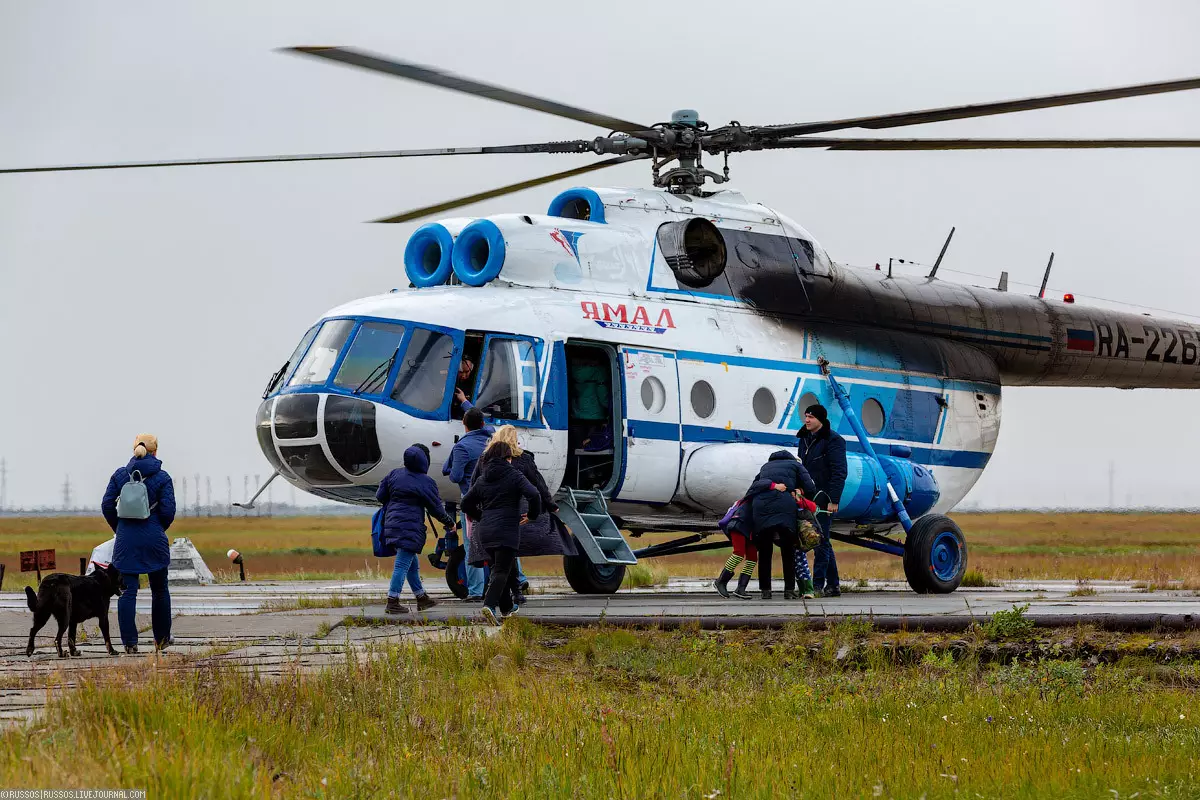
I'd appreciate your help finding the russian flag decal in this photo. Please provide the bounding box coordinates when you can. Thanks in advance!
[1066,327,1095,352]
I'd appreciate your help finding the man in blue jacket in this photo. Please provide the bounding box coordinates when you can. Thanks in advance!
[443,407,493,600]
[797,404,848,597]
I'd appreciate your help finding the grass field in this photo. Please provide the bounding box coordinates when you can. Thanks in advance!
[2,512,1199,589]
[2,622,1198,798]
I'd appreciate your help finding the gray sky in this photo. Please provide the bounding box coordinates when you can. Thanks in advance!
[2,1,1199,510]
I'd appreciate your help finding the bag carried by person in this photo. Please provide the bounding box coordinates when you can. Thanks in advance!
[371,507,396,558]
[116,470,152,520]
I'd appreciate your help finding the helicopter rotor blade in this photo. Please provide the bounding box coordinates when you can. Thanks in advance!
[753,76,1200,139]
[288,47,655,138]
[0,141,596,175]
[372,154,644,224]
[763,137,1200,151]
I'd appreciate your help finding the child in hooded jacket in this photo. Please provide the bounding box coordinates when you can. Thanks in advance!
[376,444,457,615]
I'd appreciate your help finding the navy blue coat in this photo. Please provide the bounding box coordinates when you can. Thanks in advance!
[723,478,777,537]
[797,425,848,507]
[376,446,456,554]
[441,427,494,495]
[461,458,542,551]
[749,451,817,535]
[101,456,177,574]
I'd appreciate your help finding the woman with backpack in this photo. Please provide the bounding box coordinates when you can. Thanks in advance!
[461,441,542,626]
[375,444,457,615]
[100,434,177,653]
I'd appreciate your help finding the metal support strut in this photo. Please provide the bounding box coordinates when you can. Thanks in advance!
[816,358,914,534]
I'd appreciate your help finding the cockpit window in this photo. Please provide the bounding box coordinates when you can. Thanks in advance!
[391,329,456,413]
[474,337,539,423]
[288,319,354,387]
[333,322,407,394]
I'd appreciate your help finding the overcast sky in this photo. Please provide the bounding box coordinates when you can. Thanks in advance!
[2,1,1199,510]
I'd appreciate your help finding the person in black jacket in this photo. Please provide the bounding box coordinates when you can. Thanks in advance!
[470,426,560,605]
[750,450,817,600]
[461,441,542,625]
[797,404,849,597]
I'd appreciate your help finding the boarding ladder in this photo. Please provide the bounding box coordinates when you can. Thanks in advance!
[555,487,638,566]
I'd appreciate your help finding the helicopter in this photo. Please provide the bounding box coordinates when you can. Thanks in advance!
[5,47,1200,595]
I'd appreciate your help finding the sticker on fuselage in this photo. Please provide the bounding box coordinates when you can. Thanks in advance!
[581,301,676,335]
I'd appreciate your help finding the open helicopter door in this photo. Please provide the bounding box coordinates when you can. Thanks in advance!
[616,347,681,503]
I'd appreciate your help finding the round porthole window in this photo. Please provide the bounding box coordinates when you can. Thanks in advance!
[752,388,776,425]
[690,380,716,419]
[640,376,666,414]
[861,397,886,435]
[798,392,819,414]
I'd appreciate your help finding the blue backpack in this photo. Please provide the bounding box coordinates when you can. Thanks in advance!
[371,507,395,558]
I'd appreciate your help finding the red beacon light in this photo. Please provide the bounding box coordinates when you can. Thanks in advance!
[1063,293,1076,304]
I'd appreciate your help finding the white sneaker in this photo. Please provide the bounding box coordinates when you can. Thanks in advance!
[480,606,502,627]
[502,605,520,619]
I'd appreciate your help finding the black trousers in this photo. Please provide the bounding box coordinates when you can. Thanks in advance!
[483,546,520,613]
[756,526,797,594]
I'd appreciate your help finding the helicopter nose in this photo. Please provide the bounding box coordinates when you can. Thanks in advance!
[256,393,383,489]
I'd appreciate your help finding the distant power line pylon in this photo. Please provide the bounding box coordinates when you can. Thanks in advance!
[206,477,212,517]
[62,475,72,512]
[226,476,233,517]
[193,473,201,517]
[0,457,8,512]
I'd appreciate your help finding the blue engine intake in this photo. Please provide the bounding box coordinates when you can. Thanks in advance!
[452,219,507,286]
[836,452,940,523]
[403,223,455,287]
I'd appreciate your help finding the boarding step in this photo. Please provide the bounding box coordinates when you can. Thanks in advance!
[555,487,638,566]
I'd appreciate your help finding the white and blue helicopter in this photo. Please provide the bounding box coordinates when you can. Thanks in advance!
[7,48,1200,594]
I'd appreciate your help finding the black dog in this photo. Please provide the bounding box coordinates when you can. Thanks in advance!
[25,563,123,658]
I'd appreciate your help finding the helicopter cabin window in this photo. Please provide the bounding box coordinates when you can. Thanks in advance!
[332,322,406,394]
[471,336,541,424]
[288,319,355,388]
[390,328,457,414]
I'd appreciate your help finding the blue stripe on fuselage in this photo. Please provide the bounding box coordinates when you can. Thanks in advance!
[627,419,990,470]
[674,350,1000,395]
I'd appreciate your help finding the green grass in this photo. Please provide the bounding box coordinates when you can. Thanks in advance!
[621,562,669,589]
[2,625,1198,797]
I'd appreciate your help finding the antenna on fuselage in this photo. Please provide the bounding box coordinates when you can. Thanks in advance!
[927,226,956,279]
[1037,252,1056,299]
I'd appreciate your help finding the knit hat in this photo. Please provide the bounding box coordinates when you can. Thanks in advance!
[804,404,828,426]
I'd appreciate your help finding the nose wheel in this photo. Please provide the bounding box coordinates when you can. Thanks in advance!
[902,514,968,594]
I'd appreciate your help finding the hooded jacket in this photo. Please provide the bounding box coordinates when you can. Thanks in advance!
[461,457,542,552]
[101,456,177,574]
[442,427,494,495]
[749,450,817,535]
[467,450,561,563]
[797,424,848,506]
[376,446,456,554]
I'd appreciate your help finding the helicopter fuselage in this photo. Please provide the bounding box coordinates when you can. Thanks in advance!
[255,186,1199,533]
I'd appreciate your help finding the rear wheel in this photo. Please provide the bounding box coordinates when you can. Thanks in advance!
[563,554,625,594]
[903,515,967,594]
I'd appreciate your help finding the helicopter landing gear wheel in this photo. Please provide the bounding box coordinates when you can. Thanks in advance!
[562,554,625,594]
[444,545,468,599]
[903,515,967,594]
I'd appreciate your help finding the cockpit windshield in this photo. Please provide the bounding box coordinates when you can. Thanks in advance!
[333,322,406,394]
[272,317,542,426]
[289,320,354,388]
